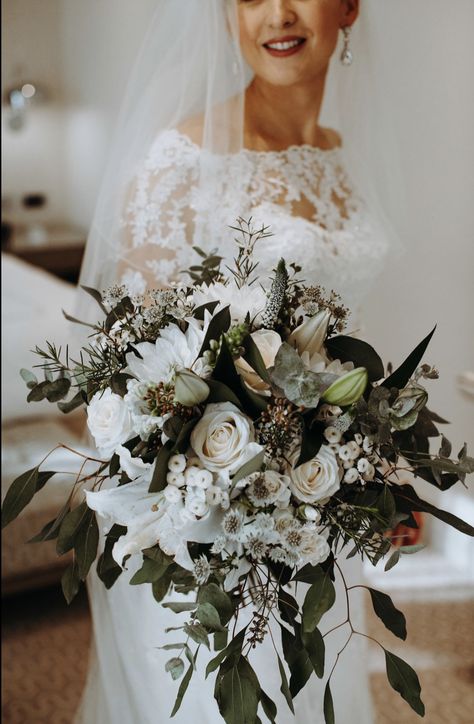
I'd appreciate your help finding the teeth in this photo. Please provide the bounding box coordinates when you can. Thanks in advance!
[266,39,301,51]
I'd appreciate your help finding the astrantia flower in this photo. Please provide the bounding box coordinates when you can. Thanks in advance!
[193,554,211,585]
[245,471,290,508]
[211,535,227,554]
[125,321,206,385]
[245,536,268,560]
[246,513,278,544]
[192,281,267,324]
[222,508,245,541]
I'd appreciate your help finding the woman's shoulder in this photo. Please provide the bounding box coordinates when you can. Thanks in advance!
[317,126,343,151]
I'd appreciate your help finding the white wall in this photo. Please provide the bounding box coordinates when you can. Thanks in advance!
[361,0,474,455]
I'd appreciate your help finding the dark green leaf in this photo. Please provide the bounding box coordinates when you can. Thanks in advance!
[377,486,396,526]
[280,624,313,698]
[80,285,107,313]
[213,338,268,417]
[28,499,71,543]
[323,682,335,724]
[198,305,231,357]
[152,575,171,602]
[368,588,407,640]
[325,335,384,382]
[383,327,436,390]
[184,622,210,649]
[162,601,198,613]
[206,378,243,409]
[241,334,271,384]
[198,583,233,625]
[384,550,400,572]
[399,544,426,555]
[301,627,325,678]
[96,524,126,588]
[278,588,298,628]
[58,391,85,414]
[109,453,121,478]
[385,649,425,716]
[302,567,336,632]
[56,501,90,554]
[214,630,228,651]
[216,658,260,724]
[260,690,277,723]
[277,653,294,714]
[130,555,170,585]
[163,416,185,441]
[27,380,50,402]
[43,377,71,403]
[175,418,198,454]
[206,627,247,678]
[110,372,131,397]
[394,484,474,537]
[170,660,194,717]
[2,468,55,528]
[61,560,81,604]
[149,441,174,492]
[75,509,99,580]
[296,417,324,467]
[193,301,220,320]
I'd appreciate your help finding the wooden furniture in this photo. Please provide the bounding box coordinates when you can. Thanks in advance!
[5,224,86,283]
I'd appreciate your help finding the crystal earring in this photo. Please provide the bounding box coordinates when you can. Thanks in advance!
[340,26,353,66]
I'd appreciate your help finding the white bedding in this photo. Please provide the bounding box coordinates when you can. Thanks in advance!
[1,253,79,421]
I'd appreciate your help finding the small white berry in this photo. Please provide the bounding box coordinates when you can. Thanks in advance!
[164,485,182,503]
[347,441,361,459]
[338,444,353,462]
[168,454,186,473]
[166,471,185,487]
[344,467,359,484]
[324,426,342,444]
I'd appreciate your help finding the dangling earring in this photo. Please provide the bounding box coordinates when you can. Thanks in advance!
[340,26,353,66]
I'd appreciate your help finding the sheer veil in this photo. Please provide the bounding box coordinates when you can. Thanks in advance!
[77,0,404,323]
[74,3,406,722]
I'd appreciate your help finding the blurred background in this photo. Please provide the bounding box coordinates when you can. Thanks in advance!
[1,1,473,723]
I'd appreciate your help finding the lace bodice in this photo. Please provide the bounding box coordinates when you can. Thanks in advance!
[122,129,390,311]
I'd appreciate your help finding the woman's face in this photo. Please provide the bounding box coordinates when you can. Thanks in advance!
[237,0,358,87]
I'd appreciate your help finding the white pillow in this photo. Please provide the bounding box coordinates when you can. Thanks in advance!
[1,253,79,421]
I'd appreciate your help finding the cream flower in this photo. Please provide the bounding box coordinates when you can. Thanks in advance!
[190,402,263,478]
[298,527,331,566]
[288,444,341,503]
[125,321,205,385]
[289,309,330,359]
[192,281,267,324]
[235,329,282,395]
[87,388,134,457]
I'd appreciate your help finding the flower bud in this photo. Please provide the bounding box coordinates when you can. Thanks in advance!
[298,504,321,523]
[322,367,368,407]
[289,309,331,358]
[174,369,209,407]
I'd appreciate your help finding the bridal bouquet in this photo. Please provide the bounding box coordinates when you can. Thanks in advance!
[3,221,473,723]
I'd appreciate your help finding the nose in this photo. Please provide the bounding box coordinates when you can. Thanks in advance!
[267,0,297,30]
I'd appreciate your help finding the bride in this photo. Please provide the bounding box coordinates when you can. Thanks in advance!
[76,1,401,722]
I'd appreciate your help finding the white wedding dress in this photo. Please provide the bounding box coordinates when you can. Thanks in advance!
[76,129,390,724]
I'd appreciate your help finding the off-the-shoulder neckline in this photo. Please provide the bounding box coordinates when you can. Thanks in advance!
[164,128,342,158]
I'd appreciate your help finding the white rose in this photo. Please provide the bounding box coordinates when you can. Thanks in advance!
[87,389,134,457]
[190,402,263,476]
[288,444,341,503]
[235,330,282,394]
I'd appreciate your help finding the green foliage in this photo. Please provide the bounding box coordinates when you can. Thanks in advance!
[215,656,260,724]
[368,588,407,640]
[384,649,425,716]
[383,326,436,390]
[149,440,175,493]
[165,657,185,681]
[271,343,335,408]
[61,560,81,604]
[323,682,335,724]
[2,467,55,528]
[302,566,336,632]
[96,524,126,588]
[325,335,384,381]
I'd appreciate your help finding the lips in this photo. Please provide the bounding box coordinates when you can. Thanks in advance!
[263,36,306,58]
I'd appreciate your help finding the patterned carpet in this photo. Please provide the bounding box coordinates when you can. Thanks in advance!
[2,585,474,724]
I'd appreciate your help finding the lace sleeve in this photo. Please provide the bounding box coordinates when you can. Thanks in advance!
[117,130,202,292]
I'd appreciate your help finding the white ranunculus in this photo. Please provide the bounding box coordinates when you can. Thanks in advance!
[125,320,205,385]
[190,402,263,478]
[87,388,134,457]
[288,444,341,503]
[192,281,267,324]
[298,528,331,566]
[235,329,282,394]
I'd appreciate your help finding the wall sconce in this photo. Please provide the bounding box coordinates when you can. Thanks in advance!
[3,81,48,131]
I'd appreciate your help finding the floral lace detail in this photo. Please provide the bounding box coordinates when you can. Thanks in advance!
[121,129,390,310]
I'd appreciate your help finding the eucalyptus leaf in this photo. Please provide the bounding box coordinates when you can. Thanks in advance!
[302,567,336,632]
[232,450,265,486]
[96,524,126,589]
[162,601,198,613]
[165,657,185,681]
[130,556,170,585]
[184,622,210,649]
[75,509,99,580]
[58,391,85,414]
[2,468,55,528]
[198,583,233,625]
[56,501,89,555]
[152,575,172,602]
[61,560,81,604]
[20,368,38,388]
[206,626,247,678]
[149,440,174,493]
[384,649,425,716]
[270,343,327,408]
[277,653,294,714]
[323,682,335,724]
[384,550,401,572]
[301,627,325,678]
[170,661,194,717]
[216,657,260,724]
[196,603,225,632]
[368,588,407,640]
[399,544,426,555]
[394,483,474,537]
[260,689,277,723]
